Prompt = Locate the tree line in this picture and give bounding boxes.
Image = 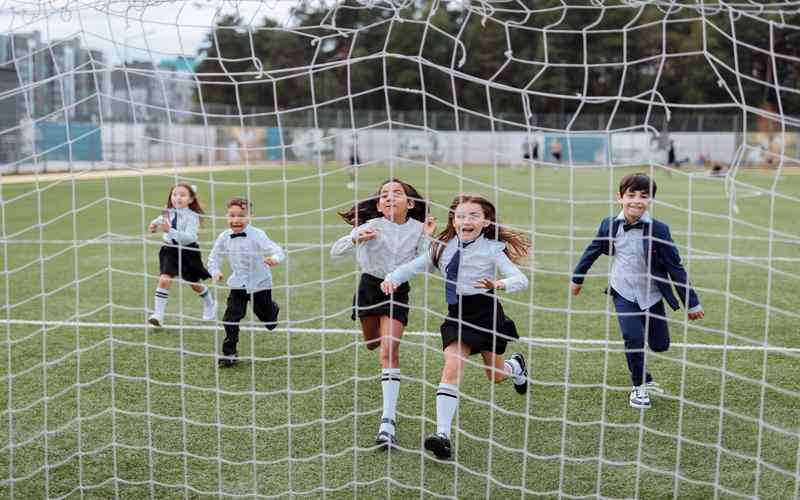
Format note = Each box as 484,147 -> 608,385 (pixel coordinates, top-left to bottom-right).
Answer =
194,0 -> 799,126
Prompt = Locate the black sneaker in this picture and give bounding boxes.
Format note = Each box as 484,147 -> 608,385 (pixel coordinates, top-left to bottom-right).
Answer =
375,418 -> 397,450
375,431 -> 397,449
510,352 -> 528,395
424,432 -> 452,459
218,353 -> 238,367
266,302 -> 280,331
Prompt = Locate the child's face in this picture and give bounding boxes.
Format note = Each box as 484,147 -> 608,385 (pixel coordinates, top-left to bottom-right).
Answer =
227,205 -> 250,232
453,202 -> 490,242
617,188 -> 652,222
171,186 -> 193,209
376,181 -> 413,222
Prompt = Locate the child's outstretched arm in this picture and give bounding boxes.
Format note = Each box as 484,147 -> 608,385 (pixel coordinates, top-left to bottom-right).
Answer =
148,214 -> 165,233
330,224 -> 379,259
474,252 -> 529,292
415,216 -> 438,255
570,218 -> 611,295
256,231 -> 285,267
167,213 -> 200,246
658,226 -> 703,319
207,233 -> 227,282
381,251 -> 433,294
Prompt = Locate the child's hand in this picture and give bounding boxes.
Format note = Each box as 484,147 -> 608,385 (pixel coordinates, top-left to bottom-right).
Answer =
353,228 -> 379,243
380,280 -> 399,295
570,282 -> 582,296
212,272 -> 224,283
473,278 -> 504,290
148,223 -> 157,233
264,255 -> 280,267
423,216 -> 437,236
688,310 -> 704,321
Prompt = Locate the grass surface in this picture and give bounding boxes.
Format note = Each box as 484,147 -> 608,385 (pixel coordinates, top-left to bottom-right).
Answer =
1,163 -> 798,498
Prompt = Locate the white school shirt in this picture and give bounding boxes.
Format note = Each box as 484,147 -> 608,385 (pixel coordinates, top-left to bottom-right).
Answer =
385,234 -> 529,296
150,207 -> 200,245
207,225 -> 285,293
609,211 -> 664,310
330,217 -> 429,279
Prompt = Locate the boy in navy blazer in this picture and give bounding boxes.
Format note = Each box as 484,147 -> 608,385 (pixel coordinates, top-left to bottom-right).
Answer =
570,173 -> 704,409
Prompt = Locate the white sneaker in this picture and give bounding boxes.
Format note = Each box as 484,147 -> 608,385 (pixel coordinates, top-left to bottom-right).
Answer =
646,381 -> 665,396
629,386 -> 651,409
148,313 -> 163,328
202,297 -> 216,321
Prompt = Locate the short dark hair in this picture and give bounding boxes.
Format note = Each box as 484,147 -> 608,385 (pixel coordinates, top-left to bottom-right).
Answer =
227,197 -> 252,212
619,173 -> 657,197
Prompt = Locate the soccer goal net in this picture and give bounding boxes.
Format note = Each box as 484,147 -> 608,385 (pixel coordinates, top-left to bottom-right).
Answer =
1,0 -> 799,498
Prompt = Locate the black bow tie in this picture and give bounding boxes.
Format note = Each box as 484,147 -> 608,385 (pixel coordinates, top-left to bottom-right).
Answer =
230,232 -> 247,239
623,220 -> 645,232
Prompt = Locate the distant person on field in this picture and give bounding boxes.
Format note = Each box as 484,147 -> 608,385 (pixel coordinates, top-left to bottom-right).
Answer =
551,138 -> 562,163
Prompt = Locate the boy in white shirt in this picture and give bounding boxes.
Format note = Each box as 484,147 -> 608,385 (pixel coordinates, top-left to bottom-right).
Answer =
208,198 -> 284,367
571,173 -> 703,409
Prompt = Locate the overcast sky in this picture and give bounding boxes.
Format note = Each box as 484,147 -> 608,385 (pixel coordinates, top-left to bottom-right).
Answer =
1,0 -> 302,65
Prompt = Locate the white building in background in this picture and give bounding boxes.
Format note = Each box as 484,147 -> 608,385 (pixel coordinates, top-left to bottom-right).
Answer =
108,56 -> 200,123
0,31 -> 106,122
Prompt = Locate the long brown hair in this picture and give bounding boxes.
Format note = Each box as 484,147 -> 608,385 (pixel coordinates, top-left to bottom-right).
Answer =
431,194 -> 530,267
338,178 -> 427,226
166,183 -> 205,221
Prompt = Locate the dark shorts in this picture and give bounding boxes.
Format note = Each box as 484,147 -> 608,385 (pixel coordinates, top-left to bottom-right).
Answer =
158,242 -> 211,283
440,293 -> 519,355
351,274 -> 410,326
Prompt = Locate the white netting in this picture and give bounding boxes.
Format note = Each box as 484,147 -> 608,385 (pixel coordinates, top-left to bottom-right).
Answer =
2,0 -> 800,498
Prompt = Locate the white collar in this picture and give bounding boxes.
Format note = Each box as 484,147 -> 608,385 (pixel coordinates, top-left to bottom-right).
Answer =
380,216 -> 413,227
455,234 -> 483,247
615,210 -> 652,224
230,224 -> 251,236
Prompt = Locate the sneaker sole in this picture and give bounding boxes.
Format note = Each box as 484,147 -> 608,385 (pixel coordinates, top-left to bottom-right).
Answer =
511,353 -> 528,395
629,400 -> 651,409
375,436 -> 397,450
423,437 -> 451,459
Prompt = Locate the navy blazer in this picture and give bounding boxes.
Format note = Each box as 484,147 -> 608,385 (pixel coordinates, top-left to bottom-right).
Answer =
571,217 -> 700,311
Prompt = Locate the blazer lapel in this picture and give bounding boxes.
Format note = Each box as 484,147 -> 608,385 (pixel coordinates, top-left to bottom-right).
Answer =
610,218 -> 623,255
642,221 -> 651,262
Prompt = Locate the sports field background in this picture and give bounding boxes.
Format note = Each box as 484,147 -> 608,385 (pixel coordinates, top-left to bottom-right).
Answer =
1,163 -> 798,498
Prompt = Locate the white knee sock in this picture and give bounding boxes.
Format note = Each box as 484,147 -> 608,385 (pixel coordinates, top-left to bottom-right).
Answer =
153,288 -> 169,316
436,383 -> 459,438
198,285 -> 213,306
379,368 -> 400,434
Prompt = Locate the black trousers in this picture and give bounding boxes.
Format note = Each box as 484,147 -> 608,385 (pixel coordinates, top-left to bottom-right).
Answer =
222,289 -> 279,355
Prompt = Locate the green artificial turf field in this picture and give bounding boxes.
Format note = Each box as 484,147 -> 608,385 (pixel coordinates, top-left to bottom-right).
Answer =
1,163 -> 798,498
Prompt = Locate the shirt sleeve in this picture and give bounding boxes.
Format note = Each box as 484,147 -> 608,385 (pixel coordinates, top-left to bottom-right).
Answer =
167,212 -> 200,246
385,251 -> 433,285
207,232 -> 226,276
256,230 -> 285,263
416,227 -> 432,256
495,251 -> 529,293
687,304 -> 703,314
330,228 -> 358,259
